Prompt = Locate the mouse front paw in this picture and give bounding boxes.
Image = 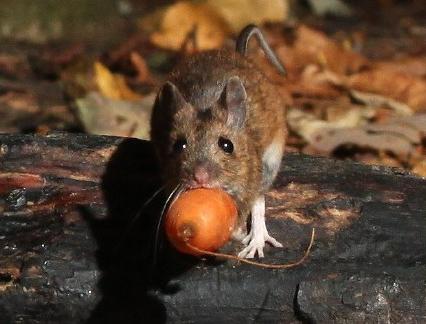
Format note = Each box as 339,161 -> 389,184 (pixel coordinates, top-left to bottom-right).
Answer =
238,195 -> 283,258
238,228 -> 283,259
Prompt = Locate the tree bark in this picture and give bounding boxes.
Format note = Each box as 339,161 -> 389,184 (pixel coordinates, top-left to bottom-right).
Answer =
0,133 -> 425,323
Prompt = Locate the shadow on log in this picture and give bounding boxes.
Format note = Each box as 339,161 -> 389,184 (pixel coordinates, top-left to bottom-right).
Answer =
0,133 -> 425,323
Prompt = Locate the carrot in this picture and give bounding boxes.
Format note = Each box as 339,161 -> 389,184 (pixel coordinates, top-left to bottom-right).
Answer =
165,188 -> 238,255
165,188 -> 315,269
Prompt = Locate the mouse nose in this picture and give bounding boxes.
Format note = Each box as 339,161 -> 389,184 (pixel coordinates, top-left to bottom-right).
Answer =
194,166 -> 210,185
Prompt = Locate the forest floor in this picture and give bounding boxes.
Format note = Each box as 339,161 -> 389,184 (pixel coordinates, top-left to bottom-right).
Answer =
0,0 -> 425,175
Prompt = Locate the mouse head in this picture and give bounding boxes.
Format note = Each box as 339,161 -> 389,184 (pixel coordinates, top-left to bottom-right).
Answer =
150,76 -> 256,197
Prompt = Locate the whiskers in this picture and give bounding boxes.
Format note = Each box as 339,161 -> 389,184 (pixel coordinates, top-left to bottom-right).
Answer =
112,183 -> 167,257
152,182 -> 185,270
111,178 -> 186,278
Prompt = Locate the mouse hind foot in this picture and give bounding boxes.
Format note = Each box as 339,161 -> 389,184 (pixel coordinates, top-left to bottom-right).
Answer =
238,195 -> 282,258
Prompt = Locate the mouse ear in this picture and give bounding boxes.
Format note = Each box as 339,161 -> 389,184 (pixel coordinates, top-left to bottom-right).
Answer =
157,81 -> 187,112
224,76 -> 247,129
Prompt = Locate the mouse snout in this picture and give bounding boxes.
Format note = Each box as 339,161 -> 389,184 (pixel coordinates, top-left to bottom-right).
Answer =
183,160 -> 220,189
193,165 -> 210,185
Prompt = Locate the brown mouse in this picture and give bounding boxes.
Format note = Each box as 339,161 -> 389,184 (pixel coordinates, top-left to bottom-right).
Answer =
150,24 -> 287,258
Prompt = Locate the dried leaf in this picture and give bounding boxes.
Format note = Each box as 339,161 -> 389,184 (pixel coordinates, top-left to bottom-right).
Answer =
412,159 -> 426,177
325,100 -> 376,124
373,56 -> 426,78
350,90 -> 413,116
364,121 -> 423,144
0,53 -> 31,79
0,90 -> 39,133
307,0 -> 353,17
287,104 -> 374,142
348,69 -> 426,112
356,152 -> 403,169
277,25 -> 368,76
309,128 -> 415,155
284,80 -> 342,99
130,51 -> 155,85
150,2 -> 230,51
75,92 -> 154,140
0,91 -> 39,113
93,61 -> 142,101
284,64 -> 344,99
302,114 -> 426,156
207,0 -> 289,33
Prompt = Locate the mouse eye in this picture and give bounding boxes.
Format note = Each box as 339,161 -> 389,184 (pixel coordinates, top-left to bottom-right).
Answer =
173,138 -> 187,153
218,137 -> 234,154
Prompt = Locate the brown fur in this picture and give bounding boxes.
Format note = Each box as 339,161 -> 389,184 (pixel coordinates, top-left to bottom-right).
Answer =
150,49 -> 287,232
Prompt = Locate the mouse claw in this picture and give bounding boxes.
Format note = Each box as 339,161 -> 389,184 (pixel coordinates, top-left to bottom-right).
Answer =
238,231 -> 282,258
241,234 -> 252,245
238,196 -> 283,258
266,236 -> 283,248
238,241 -> 264,258
242,233 -> 282,247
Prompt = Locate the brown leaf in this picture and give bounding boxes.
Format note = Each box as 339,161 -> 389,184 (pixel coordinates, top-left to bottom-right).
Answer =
277,25 -> 368,76
412,158 -> 426,177
356,152 -> 403,169
0,53 -> 31,79
350,90 -> 412,116
373,55 -> 426,78
283,64 -> 344,99
0,91 -> 39,113
150,2 -> 231,51
348,69 -> 426,112
207,0 -> 289,33
309,128 -> 415,155
129,51 -> 155,85
40,43 -> 85,66
304,114 -> 426,156
93,61 -> 142,101
75,92 -> 154,140
284,78 -> 342,99
287,102 -> 374,143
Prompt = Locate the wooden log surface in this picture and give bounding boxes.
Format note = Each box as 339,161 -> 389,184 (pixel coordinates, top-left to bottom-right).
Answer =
0,133 -> 425,323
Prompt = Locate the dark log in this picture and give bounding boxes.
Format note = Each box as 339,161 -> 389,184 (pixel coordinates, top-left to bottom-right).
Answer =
0,133 -> 425,323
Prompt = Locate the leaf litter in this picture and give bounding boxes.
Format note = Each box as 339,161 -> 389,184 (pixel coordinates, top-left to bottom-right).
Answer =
0,0 -> 425,176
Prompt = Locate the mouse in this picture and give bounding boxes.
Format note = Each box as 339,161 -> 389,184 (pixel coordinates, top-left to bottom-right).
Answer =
150,24 -> 288,258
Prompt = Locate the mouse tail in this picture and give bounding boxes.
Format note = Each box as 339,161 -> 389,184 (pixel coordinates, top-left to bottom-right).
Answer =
236,24 -> 286,76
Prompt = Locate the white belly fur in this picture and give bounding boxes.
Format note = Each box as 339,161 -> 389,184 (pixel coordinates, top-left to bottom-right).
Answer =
261,133 -> 284,190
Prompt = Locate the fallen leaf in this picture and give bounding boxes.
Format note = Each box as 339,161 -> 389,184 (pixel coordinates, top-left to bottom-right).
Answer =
350,90 -> 413,116
277,25 -> 368,76
287,103 -> 374,143
356,152 -> 403,169
59,58 -> 95,99
364,121 -> 422,144
412,158 -> 426,177
309,128 -> 415,155
283,64 -> 344,99
93,61 -> 142,101
348,69 -> 426,112
0,53 -> 31,79
302,114 -> 426,156
207,0 -> 289,33
285,79 -> 342,99
40,43 -> 84,66
32,43 -> 85,77
130,51 -> 155,84
325,100 -> 376,124
373,55 -> 426,78
307,0 -> 353,17
150,1 -> 230,51
0,91 -> 39,113
75,92 -> 155,140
